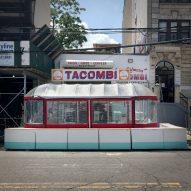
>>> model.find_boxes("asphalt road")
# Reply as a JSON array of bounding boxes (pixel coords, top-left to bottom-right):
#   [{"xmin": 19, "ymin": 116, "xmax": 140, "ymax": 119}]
[{"xmin": 0, "ymin": 151, "xmax": 191, "ymax": 191}]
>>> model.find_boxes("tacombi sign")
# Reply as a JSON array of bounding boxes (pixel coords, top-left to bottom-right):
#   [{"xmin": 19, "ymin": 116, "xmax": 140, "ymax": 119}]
[
  {"xmin": 63, "ymin": 69, "xmax": 117, "ymax": 81},
  {"xmin": 52, "ymin": 69, "xmax": 148, "ymax": 82}
]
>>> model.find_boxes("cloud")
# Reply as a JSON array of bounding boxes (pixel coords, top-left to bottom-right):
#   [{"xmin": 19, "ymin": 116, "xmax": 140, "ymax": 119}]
[{"xmin": 81, "ymin": 22, "xmax": 118, "ymax": 49}]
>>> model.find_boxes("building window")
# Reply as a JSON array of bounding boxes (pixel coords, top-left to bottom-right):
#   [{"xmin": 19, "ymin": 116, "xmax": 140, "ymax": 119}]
[
  {"xmin": 160, "ymin": 0, "xmax": 191, "ymax": 3},
  {"xmin": 159, "ymin": 20, "xmax": 190, "ymax": 41}
]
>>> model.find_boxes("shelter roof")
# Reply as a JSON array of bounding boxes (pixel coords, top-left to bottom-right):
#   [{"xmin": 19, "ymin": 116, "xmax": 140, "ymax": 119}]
[{"xmin": 25, "ymin": 83, "xmax": 157, "ymax": 98}]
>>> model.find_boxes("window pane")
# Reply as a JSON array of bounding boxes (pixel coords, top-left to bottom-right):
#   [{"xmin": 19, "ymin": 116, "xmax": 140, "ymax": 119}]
[
  {"xmin": 24, "ymin": 100, "xmax": 43, "ymax": 124},
  {"xmin": 135, "ymin": 100, "xmax": 157, "ymax": 124},
  {"xmin": 24, "ymin": 101, "xmax": 32, "ymax": 123},
  {"xmin": 47, "ymin": 101, "xmax": 87, "ymax": 124},
  {"xmin": 109, "ymin": 101, "xmax": 132, "ymax": 124},
  {"xmin": 159, "ymin": 22, "xmax": 167, "ymax": 32},
  {"xmin": 170, "ymin": 33, "xmax": 177, "ymax": 40},
  {"xmin": 60, "ymin": 102, "xmax": 77, "ymax": 123},
  {"xmin": 171, "ymin": 22, "xmax": 177, "ymax": 32},
  {"xmin": 159, "ymin": 33, "xmax": 167, "ymax": 41},
  {"xmin": 47, "ymin": 101, "xmax": 58, "ymax": 124},
  {"xmin": 159, "ymin": 21, "xmax": 167, "ymax": 41},
  {"xmin": 92, "ymin": 100, "xmax": 132, "ymax": 124},
  {"xmin": 79, "ymin": 102, "xmax": 87, "ymax": 124},
  {"xmin": 92, "ymin": 101, "xmax": 108, "ymax": 123},
  {"xmin": 33, "ymin": 101, "xmax": 43, "ymax": 123},
  {"xmin": 181, "ymin": 33, "xmax": 190, "ymax": 39},
  {"xmin": 181, "ymin": 21, "xmax": 190, "ymax": 33}
]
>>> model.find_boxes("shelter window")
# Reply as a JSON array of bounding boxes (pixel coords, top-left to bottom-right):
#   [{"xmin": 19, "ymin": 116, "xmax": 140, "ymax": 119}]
[
  {"xmin": 47, "ymin": 101, "xmax": 87, "ymax": 124},
  {"xmin": 135, "ymin": 100, "xmax": 157, "ymax": 124},
  {"xmin": 24, "ymin": 100, "xmax": 44, "ymax": 124},
  {"xmin": 92, "ymin": 100, "xmax": 132, "ymax": 124}
]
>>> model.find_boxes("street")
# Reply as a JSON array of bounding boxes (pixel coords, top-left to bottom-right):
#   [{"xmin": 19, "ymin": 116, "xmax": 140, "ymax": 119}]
[{"xmin": 0, "ymin": 150, "xmax": 191, "ymax": 190}]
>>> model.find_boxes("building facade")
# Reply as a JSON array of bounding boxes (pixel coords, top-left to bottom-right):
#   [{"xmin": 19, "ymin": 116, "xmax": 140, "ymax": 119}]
[
  {"xmin": 0, "ymin": 0, "xmax": 51, "ymax": 40},
  {"xmin": 54, "ymin": 53, "xmax": 150, "ymax": 85},
  {"xmin": 123, "ymin": 0, "xmax": 191, "ymax": 103},
  {"xmin": 122, "ymin": 0, "xmax": 191, "ymax": 127},
  {"xmin": 0, "ymin": 0, "xmax": 61, "ymax": 130}
]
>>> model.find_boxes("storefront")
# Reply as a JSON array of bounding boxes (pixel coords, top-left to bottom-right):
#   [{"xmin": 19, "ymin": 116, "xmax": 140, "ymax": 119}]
[
  {"xmin": 54, "ymin": 54, "xmax": 150, "ymax": 84},
  {"xmin": 24, "ymin": 83, "xmax": 158, "ymax": 129}
]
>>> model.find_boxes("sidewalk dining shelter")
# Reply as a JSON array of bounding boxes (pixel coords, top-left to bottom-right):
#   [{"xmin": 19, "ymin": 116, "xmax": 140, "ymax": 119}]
[{"xmin": 24, "ymin": 83, "xmax": 158, "ymax": 129}]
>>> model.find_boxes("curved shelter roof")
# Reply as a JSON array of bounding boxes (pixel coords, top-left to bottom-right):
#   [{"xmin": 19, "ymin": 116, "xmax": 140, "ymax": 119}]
[{"xmin": 25, "ymin": 83, "xmax": 157, "ymax": 98}]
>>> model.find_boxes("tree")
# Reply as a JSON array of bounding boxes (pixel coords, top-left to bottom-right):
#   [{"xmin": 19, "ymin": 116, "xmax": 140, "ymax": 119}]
[{"xmin": 51, "ymin": 0, "xmax": 87, "ymax": 49}]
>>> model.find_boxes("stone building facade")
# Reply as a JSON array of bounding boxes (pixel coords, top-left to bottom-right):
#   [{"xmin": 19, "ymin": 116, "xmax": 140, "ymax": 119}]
[{"xmin": 123, "ymin": 0, "xmax": 191, "ymax": 104}]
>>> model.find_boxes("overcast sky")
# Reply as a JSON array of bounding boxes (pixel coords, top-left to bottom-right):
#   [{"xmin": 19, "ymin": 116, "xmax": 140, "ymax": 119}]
[{"xmin": 78, "ymin": 0, "xmax": 124, "ymax": 48}]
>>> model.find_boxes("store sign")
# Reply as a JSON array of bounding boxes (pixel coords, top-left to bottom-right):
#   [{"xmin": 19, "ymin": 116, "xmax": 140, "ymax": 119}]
[
  {"xmin": 52, "ymin": 69, "xmax": 64, "ymax": 81},
  {"xmin": 64, "ymin": 69, "xmax": 118, "ymax": 81},
  {"xmin": 62, "ymin": 60, "xmax": 114, "ymax": 69},
  {"xmin": 0, "ymin": 41, "xmax": 14, "ymax": 66},
  {"xmin": 52, "ymin": 68, "xmax": 148, "ymax": 82}
]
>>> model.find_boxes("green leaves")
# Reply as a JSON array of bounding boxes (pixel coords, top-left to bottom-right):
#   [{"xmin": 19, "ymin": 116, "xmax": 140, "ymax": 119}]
[{"xmin": 51, "ymin": 0, "xmax": 87, "ymax": 49}]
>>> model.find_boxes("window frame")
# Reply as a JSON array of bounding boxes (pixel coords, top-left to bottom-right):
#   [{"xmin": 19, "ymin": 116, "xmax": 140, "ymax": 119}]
[
  {"xmin": 24, "ymin": 98, "xmax": 45, "ymax": 128},
  {"xmin": 91, "ymin": 98, "xmax": 133, "ymax": 128},
  {"xmin": 158, "ymin": 20, "xmax": 190, "ymax": 41}
]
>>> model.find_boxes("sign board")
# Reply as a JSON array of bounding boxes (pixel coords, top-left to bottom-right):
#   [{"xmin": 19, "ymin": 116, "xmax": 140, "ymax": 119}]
[
  {"xmin": 0, "ymin": 41, "xmax": 14, "ymax": 66},
  {"xmin": 52, "ymin": 68, "xmax": 148, "ymax": 82},
  {"xmin": 21, "ymin": 41, "xmax": 30, "ymax": 66},
  {"xmin": 62, "ymin": 60, "xmax": 114, "ymax": 69},
  {"xmin": 52, "ymin": 69, "xmax": 64, "ymax": 81}
]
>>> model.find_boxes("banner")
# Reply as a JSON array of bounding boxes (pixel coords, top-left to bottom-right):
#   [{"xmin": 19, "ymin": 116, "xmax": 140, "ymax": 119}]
[
  {"xmin": 52, "ymin": 68, "xmax": 148, "ymax": 82},
  {"xmin": 62, "ymin": 60, "xmax": 114, "ymax": 69},
  {"xmin": 0, "ymin": 41, "xmax": 14, "ymax": 66}
]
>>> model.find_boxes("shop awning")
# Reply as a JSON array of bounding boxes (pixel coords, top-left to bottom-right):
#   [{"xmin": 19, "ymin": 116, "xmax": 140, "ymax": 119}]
[
  {"xmin": 30, "ymin": 25, "xmax": 64, "ymax": 59},
  {"xmin": 25, "ymin": 83, "xmax": 157, "ymax": 98}
]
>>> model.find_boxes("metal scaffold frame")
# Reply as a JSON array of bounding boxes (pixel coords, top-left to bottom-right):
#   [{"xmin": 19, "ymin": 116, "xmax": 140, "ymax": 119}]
[{"xmin": 0, "ymin": 74, "xmax": 26, "ymax": 131}]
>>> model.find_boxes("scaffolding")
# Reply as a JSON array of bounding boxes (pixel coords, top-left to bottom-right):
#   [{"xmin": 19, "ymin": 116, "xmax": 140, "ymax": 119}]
[{"xmin": 0, "ymin": 75, "xmax": 26, "ymax": 134}]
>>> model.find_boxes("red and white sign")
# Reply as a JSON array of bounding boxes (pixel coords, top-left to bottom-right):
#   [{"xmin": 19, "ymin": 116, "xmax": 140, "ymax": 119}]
[
  {"xmin": 52, "ymin": 68, "xmax": 148, "ymax": 82},
  {"xmin": 119, "ymin": 69, "xmax": 130, "ymax": 80},
  {"xmin": 52, "ymin": 69, "xmax": 63, "ymax": 81}
]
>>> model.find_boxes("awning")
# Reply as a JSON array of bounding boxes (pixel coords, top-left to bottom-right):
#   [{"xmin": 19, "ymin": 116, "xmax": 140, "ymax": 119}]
[{"xmin": 30, "ymin": 25, "xmax": 63, "ymax": 60}]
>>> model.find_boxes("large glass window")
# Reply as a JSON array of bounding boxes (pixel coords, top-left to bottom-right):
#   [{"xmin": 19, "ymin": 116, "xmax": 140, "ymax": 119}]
[
  {"xmin": 159, "ymin": 21, "xmax": 167, "ymax": 41},
  {"xmin": 92, "ymin": 100, "xmax": 132, "ymax": 124},
  {"xmin": 181, "ymin": 21, "xmax": 190, "ymax": 39},
  {"xmin": 24, "ymin": 100, "xmax": 44, "ymax": 124},
  {"xmin": 159, "ymin": 20, "xmax": 190, "ymax": 41},
  {"xmin": 47, "ymin": 101, "xmax": 87, "ymax": 124},
  {"xmin": 135, "ymin": 100, "xmax": 157, "ymax": 124}
]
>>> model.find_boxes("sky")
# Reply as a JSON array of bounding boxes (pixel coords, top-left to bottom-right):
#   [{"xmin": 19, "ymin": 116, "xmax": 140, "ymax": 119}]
[{"xmin": 78, "ymin": 0, "xmax": 124, "ymax": 48}]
